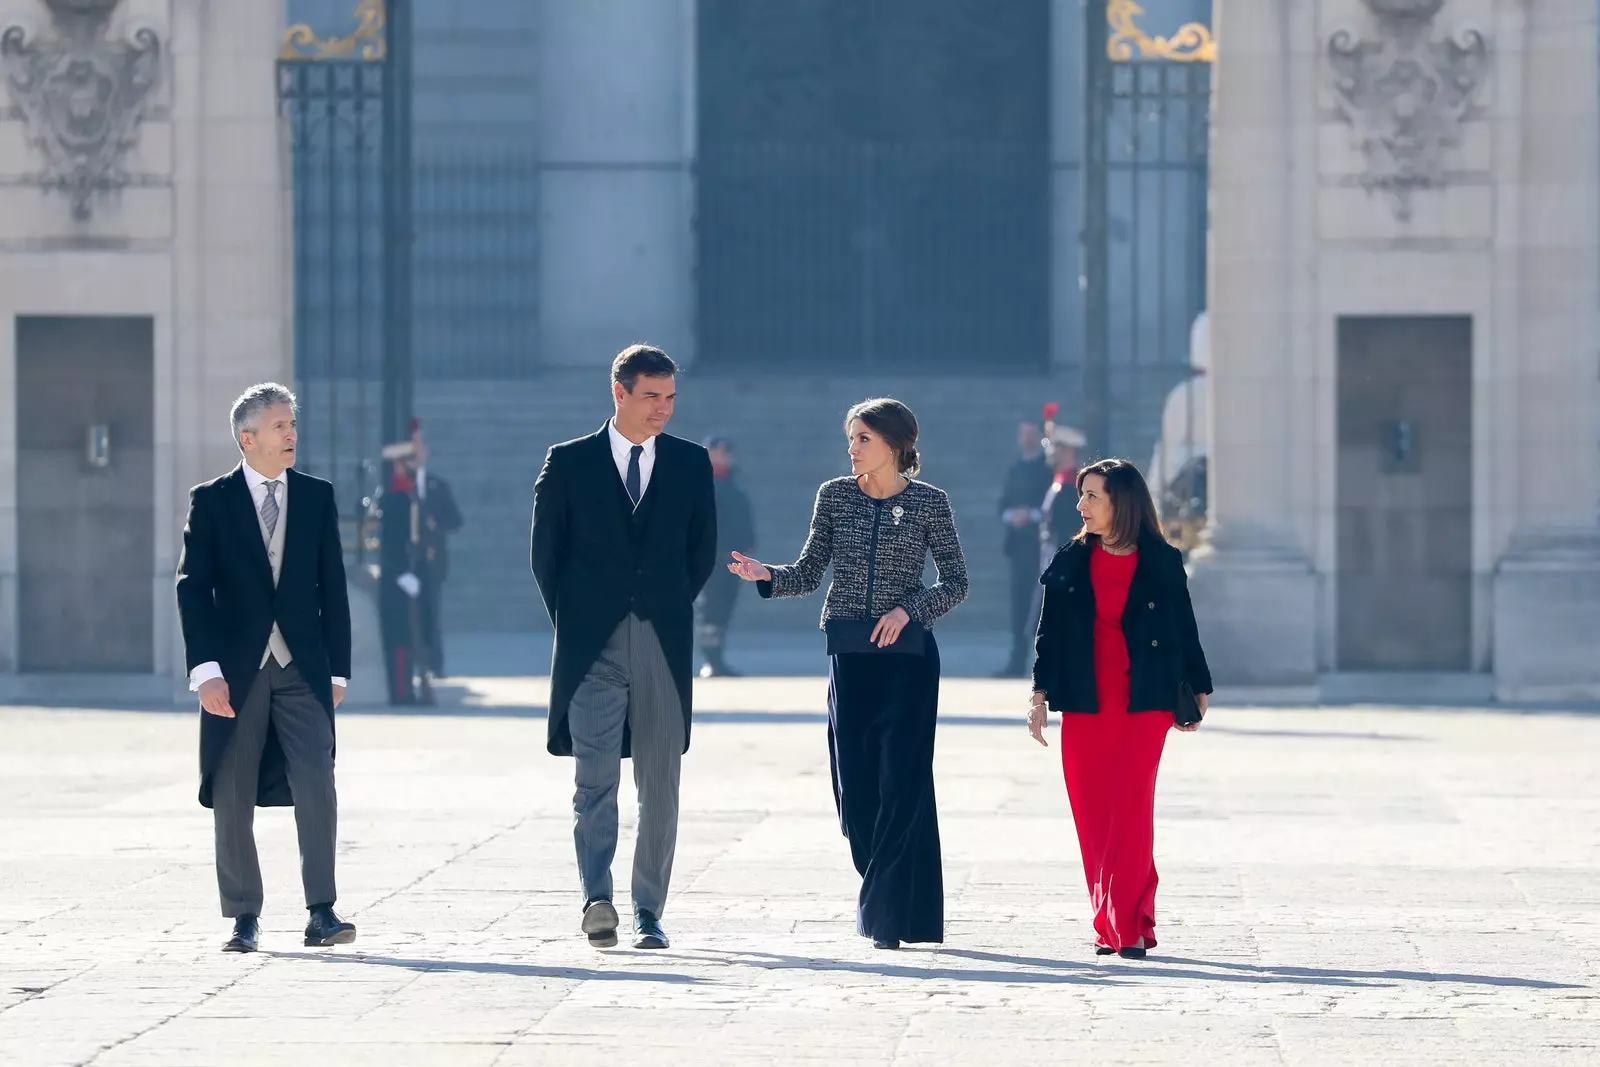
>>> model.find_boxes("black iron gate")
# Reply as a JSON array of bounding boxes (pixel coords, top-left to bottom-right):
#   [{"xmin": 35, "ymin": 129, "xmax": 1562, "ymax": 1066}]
[
  {"xmin": 1082, "ymin": 0, "xmax": 1211, "ymax": 541},
  {"xmin": 277, "ymin": 0, "xmax": 412, "ymax": 557}
]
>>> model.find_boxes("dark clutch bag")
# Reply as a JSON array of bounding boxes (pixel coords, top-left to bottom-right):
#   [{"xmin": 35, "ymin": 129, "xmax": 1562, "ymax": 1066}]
[
  {"xmin": 825, "ymin": 618, "xmax": 927, "ymax": 656},
  {"xmin": 1175, "ymin": 681, "xmax": 1204, "ymax": 727}
]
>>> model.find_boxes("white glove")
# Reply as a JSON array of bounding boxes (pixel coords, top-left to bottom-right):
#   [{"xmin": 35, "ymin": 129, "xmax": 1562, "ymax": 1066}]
[{"xmin": 397, "ymin": 572, "xmax": 421, "ymax": 598}]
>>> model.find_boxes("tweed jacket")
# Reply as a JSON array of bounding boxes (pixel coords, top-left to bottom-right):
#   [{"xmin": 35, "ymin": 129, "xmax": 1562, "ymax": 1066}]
[{"xmin": 758, "ymin": 476, "xmax": 968, "ymax": 628}]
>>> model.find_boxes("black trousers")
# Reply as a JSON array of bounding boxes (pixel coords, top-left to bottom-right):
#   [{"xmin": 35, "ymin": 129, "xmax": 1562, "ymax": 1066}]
[
  {"xmin": 826, "ymin": 634, "xmax": 944, "ymax": 944},
  {"xmin": 1006, "ymin": 551, "xmax": 1042, "ymax": 669}
]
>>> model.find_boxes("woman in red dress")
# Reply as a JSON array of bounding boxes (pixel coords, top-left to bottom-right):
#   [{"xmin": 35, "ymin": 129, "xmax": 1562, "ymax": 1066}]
[{"xmin": 1026, "ymin": 458, "xmax": 1212, "ymax": 959}]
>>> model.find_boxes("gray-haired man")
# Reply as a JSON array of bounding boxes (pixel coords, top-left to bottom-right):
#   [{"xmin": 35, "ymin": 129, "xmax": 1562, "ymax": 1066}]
[{"xmin": 175, "ymin": 383, "xmax": 356, "ymax": 952}]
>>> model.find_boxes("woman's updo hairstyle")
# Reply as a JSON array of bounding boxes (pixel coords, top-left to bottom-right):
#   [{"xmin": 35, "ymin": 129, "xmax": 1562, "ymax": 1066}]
[{"xmin": 845, "ymin": 397, "xmax": 921, "ymax": 477}]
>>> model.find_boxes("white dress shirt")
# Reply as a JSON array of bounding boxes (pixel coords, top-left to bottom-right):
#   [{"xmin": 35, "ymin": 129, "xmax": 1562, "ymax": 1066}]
[
  {"xmin": 607, "ymin": 420, "xmax": 657, "ymax": 502},
  {"xmin": 189, "ymin": 462, "xmax": 347, "ymax": 693}
]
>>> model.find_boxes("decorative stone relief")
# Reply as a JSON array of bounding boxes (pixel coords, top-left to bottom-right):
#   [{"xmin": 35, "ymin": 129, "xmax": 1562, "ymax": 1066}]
[
  {"xmin": 1, "ymin": 0, "xmax": 163, "ymax": 221},
  {"xmin": 1326, "ymin": 0, "xmax": 1488, "ymax": 222}
]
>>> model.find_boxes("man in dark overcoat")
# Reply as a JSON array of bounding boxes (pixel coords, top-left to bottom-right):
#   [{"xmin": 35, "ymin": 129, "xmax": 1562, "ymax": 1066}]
[
  {"xmin": 405, "ymin": 427, "xmax": 463, "ymax": 675},
  {"xmin": 529, "ymin": 344, "xmax": 717, "ymax": 952},
  {"xmin": 174, "ymin": 382, "xmax": 355, "ymax": 953},
  {"xmin": 994, "ymin": 416, "xmax": 1053, "ymax": 677}
]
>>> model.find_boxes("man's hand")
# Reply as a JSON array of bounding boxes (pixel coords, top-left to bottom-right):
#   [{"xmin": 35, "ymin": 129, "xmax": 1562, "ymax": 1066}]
[
  {"xmin": 1004, "ymin": 507, "xmax": 1032, "ymax": 528},
  {"xmin": 332, "ymin": 683, "xmax": 345, "ymax": 709},
  {"xmin": 397, "ymin": 572, "xmax": 422, "ymax": 598},
  {"xmin": 198, "ymin": 677, "xmax": 235, "ymax": 718}
]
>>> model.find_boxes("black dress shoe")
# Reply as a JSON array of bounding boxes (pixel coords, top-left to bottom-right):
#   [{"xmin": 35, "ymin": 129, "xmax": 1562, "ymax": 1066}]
[
  {"xmin": 223, "ymin": 914, "xmax": 259, "ymax": 953},
  {"xmin": 1117, "ymin": 945, "xmax": 1147, "ymax": 960},
  {"xmin": 872, "ymin": 937, "xmax": 901, "ymax": 950},
  {"xmin": 304, "ymin": 905, "xmax": 357, "ymax": 946},
  {"xmin": 582, "ymin": 899, "xmax": 619, "ymax": 948},
  {"xmin": 633, "ymin": 910, "xmax": 669, "ymax": 949},
  {"xmin": 1095, "ymin": 945, "xmax": 1115, "ymax": 956}
]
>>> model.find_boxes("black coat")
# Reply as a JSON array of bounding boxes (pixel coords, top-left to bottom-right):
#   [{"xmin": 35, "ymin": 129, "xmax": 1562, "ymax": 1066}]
[
  {"xmin": 175, "ymin": 465, "xmax": 352, "ymax": 808},
  {"xmin": 1031, "ymin": 531, "xmax": 1212, "ymax": 713},
  {"xmin": 997, "ymin": 453, "xmax": 1053, "ymax": 559},
  {"xmin": 417, "ymin": 472, "xmax": 463, "ymax": 582},
  {"xmin": 530, "ymin": 425, "xmax": 718, "ymax": 757}
]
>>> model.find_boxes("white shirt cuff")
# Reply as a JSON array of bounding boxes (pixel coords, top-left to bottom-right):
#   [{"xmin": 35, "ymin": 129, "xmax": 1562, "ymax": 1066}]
[
  {"xmin": 188, "ymin": 662, "xmax": 223, "ymax": 691},
  {"xmin": 191, "ymin": 663, "xmax": 346, "ymax": 691}
]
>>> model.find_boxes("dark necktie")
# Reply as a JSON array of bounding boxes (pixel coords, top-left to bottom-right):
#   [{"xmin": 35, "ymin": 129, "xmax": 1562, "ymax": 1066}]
[{"xmin": 625, "ymin": 444, "xmax": 644, "ymax": 506}]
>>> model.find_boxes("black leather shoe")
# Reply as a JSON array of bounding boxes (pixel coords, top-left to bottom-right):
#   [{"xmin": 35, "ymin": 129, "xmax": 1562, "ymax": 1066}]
[
  {"xmin": 223, "ymin": 914, "xmax": 259, "ymax": 953},
  {"xmin": 633, "ymin": 910, "xmax": 669, "ymax": 949},
  {"xmin": 1117, "ymin": 945, "xmax": 1147, "ymax": 960},
  {"xmin": 873, "ymin": 937, "xmax": 901, "ymax": 950},
  {"xmin": 582, "ymin": 899, "xmax": 619, "ymax": 948},
  {"xmin": 304, "ymin": 905, "xmax": 356, "ymax": 946},
  {"xmin": 1095, "ymin": 945, "xmax": 1115, "ymax": 956}
]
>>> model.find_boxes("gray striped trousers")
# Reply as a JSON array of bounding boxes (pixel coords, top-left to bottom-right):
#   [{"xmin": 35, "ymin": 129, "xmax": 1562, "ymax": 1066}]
[{"xmin": 569, "ymin": 613, "xmax": 685, "ymax": 917}]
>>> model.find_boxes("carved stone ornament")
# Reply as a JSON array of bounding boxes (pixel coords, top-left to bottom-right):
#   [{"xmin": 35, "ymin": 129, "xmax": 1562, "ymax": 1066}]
[
  {"xmin": 1, "ymin": 0, "xmax": 163, "ymax": 221},
  {"xmin": 1326, "ymin": 0, "xmax": 1488, "ymax": 221}
]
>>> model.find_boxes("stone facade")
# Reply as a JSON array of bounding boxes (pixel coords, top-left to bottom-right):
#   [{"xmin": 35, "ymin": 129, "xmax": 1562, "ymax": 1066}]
[
  {"xmin": 0, "ymin": 0, "xmax": 291, "ymax": 685},
  {"xmin": 1194, "ymin": 0, "xmax": 1600, "ymax": 697}
]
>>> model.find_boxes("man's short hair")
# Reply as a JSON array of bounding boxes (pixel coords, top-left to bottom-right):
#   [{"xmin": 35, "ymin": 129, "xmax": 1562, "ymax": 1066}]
[
  {"xmin": 230, "ymin": 382, "xmax": 297, "ymax": 448},
  {"xmin": 611, "ymin": 344, "xmax": 678, "ymax": 393}
]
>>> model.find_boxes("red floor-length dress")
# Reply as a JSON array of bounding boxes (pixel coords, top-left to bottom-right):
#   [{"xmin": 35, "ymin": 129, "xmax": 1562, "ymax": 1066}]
[{"xmin": 1059, "ymin": 543, "xmax": 1173, "ymax": 951}]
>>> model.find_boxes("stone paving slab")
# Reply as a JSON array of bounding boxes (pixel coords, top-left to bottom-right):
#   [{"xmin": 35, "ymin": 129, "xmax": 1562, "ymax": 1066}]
[{"xmin": 1, "ymin": 679, "xmax": 1597, "ymax": 1066}]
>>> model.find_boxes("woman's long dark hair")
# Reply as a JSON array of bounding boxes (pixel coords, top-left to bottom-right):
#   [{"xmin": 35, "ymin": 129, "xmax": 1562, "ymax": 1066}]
[{"xmin": 1070, "ymin": 458, "xmax": 1163, "ymax": 549}]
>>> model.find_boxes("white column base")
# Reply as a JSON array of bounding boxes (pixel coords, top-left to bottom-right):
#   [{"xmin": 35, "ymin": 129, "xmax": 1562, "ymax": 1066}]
[
  {"xmin": 1186, "ymin": 530, "xmax": 1319, "ymax": 688},
  {"xmin": 1493, "ymin": 530, "xmax": 1600, "ymax": 702}
]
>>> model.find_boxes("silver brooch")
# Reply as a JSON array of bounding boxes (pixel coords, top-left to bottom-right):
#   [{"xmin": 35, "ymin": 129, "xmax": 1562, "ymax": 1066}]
[{"xmin": 891, "ymin": 505, "xmax": 905, "ymax": 525}]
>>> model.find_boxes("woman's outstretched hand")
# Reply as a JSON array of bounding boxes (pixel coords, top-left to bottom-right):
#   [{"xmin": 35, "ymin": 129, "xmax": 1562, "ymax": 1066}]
[
  {"xmin": 1027, "ymin": 690, "xmax": 1048, "ymax": 747},
  {"xmin": 1175, "ymin": 692, "xmax": 1208, "ymax": 733},
  {"xmin": 728, "ymin": 551, "xmax": 771, "ymax": 583}
]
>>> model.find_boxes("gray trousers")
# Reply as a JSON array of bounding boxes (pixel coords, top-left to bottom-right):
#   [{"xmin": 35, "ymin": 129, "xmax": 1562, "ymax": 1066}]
[
  {"xmin": 212, "ymin": 659, "xmax": 338, "ymax": 917},
  {"xmin": 570, "ymin": 614, "xmax": 684, "ymax": 917}
]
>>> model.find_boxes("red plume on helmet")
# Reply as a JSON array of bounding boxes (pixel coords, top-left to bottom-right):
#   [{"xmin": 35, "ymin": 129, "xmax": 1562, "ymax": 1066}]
[{"xmin": 1042, "ymin": 402, "xmax": 1059, "ymax": 423}]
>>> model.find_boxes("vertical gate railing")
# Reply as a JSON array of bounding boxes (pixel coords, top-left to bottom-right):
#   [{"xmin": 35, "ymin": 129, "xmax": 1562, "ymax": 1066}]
[
  {"xmin": 1082, "ymin": 0, "xmax": 1213, "ymax": 548},
  {"xmin": 277, "ymin": 0, "xmax": 412, "ymax": 566}
]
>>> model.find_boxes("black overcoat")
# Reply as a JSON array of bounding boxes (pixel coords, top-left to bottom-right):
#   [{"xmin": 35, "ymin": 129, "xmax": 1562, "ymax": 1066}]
[
  {"xmin": 1031, "ymin": 530, "xmax": 1213, "ymax": 713},
  {"xmin": 530, "ymin": 425, "xmax": 717, "ymax": 756},
  {"xmin": 175, "ymin": 465, "xmax": 353, "ymax": 807}
]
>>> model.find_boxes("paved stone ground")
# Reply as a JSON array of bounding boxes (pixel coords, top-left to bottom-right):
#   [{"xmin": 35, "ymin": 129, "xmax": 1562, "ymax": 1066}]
[{"xmin": 1, "ymin": 678, "xmax": 1597, "ymax": 1066}]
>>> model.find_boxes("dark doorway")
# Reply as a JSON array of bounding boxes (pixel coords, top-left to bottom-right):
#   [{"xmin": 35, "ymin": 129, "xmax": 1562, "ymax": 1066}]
[
  {"xmin": 16, "ymin": 316, "xmax": 156, "ymax": 672},
  {"xmin": 1336, "ymin": 315, "xmax": 1472, "ymax": 670}
]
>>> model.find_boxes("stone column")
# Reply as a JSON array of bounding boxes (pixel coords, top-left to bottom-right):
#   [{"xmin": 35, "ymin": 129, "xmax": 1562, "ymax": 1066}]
[
  {"xmin": 536, "ymin": 0, "xmax": 696, "ymax": 368},
  {"xmin": 1491, "ymin": 0, "xmax": 1600, "ymax": 700},
  {"xmin": 1186, "ymin": 0, "xmax": 1320, "ymax": 688}
]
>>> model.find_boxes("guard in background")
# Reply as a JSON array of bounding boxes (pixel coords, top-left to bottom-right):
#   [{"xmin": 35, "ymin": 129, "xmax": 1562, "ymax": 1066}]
[
  {"xmin": 376, "ymin": 437, "xmax": 430, "ymax": 705},
  {"xmin": 994, "ymin": 412, "xmax": 1054, "ymax": 678},
  {"xmin": 1039, "ymin": 407, "xmax": 1086, "ymax": 556},
  {"xmin": 407, "ymin": 427, "xmax": 463, "ymax": 676},
  {"xmin": 697, "ymin": 435, "xmax": 755, "ymax": 677}
]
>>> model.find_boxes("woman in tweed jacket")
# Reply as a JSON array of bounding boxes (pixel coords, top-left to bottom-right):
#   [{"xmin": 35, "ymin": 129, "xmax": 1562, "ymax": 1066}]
[{"xmin": 729, "ymin": 398, "xmax": 968, "ymax": 949}]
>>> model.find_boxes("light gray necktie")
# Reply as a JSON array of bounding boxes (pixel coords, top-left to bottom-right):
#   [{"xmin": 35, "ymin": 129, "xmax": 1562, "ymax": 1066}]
[{"xmin": 261, "ymin": 480, "xmax": 281, "ymax": 538}]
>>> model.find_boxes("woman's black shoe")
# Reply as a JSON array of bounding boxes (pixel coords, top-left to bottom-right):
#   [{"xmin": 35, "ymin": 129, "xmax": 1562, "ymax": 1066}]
[
  {"xmin": 873, "ymin": 937, "xmax": 901, "ymax": 950},
  {"xmin": 1095, "ymin": 945, "xmax": 1115, "ymax": 956},
  {"xmin": 1117, "ymin": 946, "xmax": 1147, "ymax": 960}
]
